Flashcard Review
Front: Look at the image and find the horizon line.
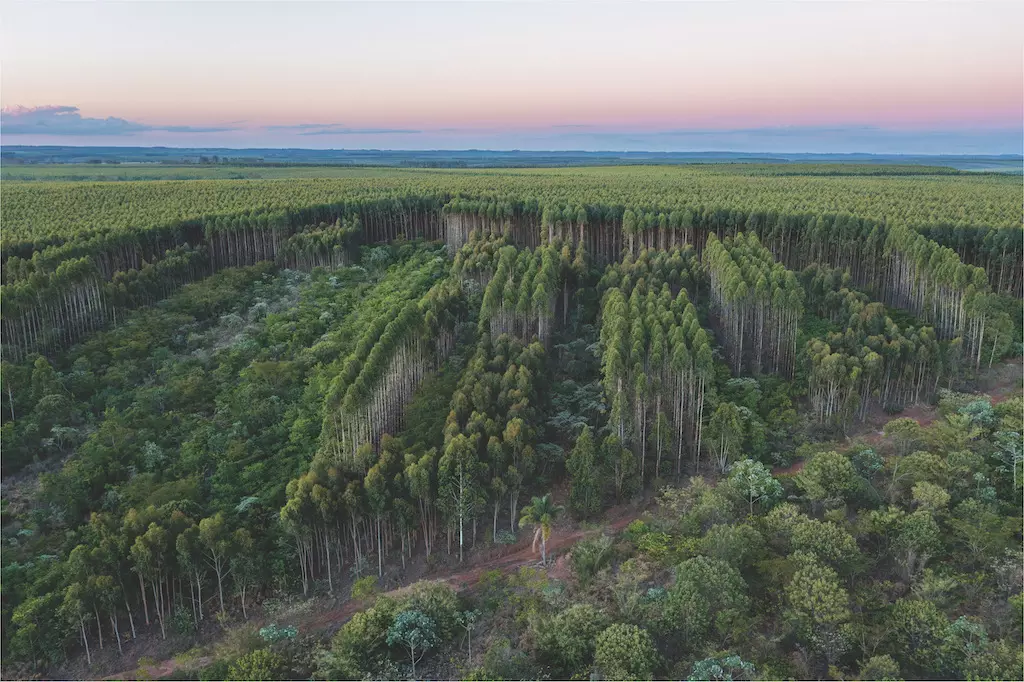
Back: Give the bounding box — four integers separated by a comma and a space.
3, 144, 1022, 159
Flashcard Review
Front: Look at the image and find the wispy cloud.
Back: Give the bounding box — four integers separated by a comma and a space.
1, 105, 240, 135
264, 122, 420, 135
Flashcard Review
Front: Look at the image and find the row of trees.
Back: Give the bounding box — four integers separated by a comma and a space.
6, 179, 1015, 364
439, 333, 550, 561
18, 503, 258, 669
0, 245, 209, 361
276, 218, 360, 272
318, 276, 465, 463
4, 253, 451, 671
704, 232, 803, 378
478, 242, 583, 344
917, 223, 1022, 297
597, 247, 713, 479
802, 263, 959, 427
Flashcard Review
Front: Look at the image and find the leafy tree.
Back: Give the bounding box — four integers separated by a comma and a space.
886, 598, 949, 677
884, 418, 925, 456
594, 623, 658, 681
790, 518, 860, 570
198, 512, 236, 615
707, 402, 744, 473
857, 654, 901, 681
911, 481, 951, 513
665, 556, 749, 641
797, 450, 856, 507
387, 609, 440, 678
727, 459, 783, 514
785, 553, 852, 667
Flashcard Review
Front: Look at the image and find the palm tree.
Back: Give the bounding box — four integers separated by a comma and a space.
518, 493, 563, 564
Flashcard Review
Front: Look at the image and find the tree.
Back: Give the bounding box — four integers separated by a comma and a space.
688, 655, 755, 681
387, 609, 440, 678
884, 418, 925, 456
666, 556, 749, 641
519, 493, 563, 564
887, 598, 949, 677
198, 512, 236, 615
60, 582, 93, 666
439, 433, 484, 563
602, 434, 638, 501
566, 426, 600, 517
727, 459, 783, 514
893, 509, 941, 582
911, 481, 951, 513
785, 556, 851, 630
707, 402, 743, 473
456, 609, 481, 662
535, 603, 609, 678
797, 450, 856, 507
785, 555, 851, 667
857, 654, 901, 681
594, 623, 657, 681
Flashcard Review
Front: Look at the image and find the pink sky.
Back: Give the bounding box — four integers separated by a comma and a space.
1, 2, 1021, 152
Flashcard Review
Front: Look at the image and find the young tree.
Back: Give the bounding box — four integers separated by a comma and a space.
796, 450, 856, 508
387, 609, 440, 678
687, 655, 756, 681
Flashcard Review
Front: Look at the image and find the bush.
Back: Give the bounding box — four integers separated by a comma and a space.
594, 623, 658, 681
481, 637, 534, 680
397, 581, 461, 640
197, 658, 232, 682
171, 604, 196, 635
226, 648, 284, 681
351, 575, 380, 601
570, 535, 615, 586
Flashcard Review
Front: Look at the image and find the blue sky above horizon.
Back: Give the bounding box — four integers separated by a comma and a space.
2, 2, 1022, 154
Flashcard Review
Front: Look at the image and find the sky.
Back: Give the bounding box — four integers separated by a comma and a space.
1, 1, 1022, 154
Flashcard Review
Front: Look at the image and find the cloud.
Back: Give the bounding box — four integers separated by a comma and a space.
1, 105, 240, 135
264, 122, 420, 135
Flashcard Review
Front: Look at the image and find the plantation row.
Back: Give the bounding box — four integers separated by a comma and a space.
3, 168, 1020, 283
3, 184, 1020, 366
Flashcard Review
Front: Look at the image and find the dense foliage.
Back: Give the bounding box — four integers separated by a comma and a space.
1, 167, 1021, 680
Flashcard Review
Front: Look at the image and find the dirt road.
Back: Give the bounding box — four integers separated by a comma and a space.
110, 503, 644, 680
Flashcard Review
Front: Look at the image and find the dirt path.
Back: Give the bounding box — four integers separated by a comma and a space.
110, 504, 644, 680
301, 504, 641, 633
